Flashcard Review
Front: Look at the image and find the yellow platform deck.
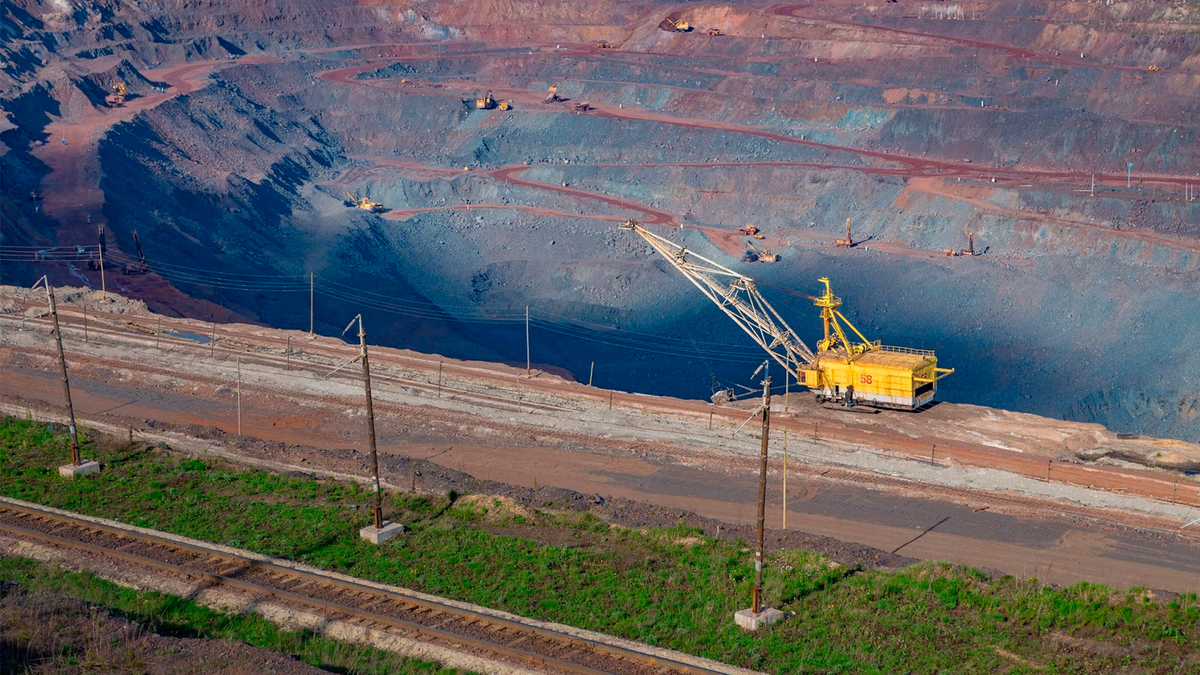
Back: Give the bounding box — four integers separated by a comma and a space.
801, 346, 940, 410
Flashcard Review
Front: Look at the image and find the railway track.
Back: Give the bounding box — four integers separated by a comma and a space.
0, 499, 734, 675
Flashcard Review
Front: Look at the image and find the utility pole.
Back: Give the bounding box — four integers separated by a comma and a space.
98, 243, 106, 295
236, 356, 242, 436
35, 277, 98, 477
753, 374, 770, 614
734, 362, 782, 624
1127, 162, 1133, 188
589, 361, 594, 387
344, 314, 403, 544
782, 430, 788, 530
1090, 173, 1095, 197
525, 305, 531, 377
309, 272, 314, 337
735, 368, 782, 629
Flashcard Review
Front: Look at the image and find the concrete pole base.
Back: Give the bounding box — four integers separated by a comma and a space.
359, 522, 404, 544
734, 607, 785, 631
58, 460, 101, 478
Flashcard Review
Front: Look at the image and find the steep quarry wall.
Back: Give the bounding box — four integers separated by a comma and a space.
2, 0, 1197, 440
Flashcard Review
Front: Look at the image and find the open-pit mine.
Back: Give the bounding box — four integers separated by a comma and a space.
2, 0, 1199, 671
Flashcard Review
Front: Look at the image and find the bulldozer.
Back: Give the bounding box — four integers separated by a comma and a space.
105, 81, 127, 107
498, 99, 513, 111
1148, 65, 1160, 72
122, 229, 149, 275
707, 27, 722, 36
345, 191, 384, 213
596, 40, 612, 49
739, 224, 759, 236
475, 91, 496, 110
544, 84, 561, 104
835, 218, 854, 247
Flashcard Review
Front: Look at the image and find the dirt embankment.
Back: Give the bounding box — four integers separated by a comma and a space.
4, 284, 1200, 592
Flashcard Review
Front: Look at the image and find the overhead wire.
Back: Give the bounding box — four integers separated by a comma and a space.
0, 242, 777, 365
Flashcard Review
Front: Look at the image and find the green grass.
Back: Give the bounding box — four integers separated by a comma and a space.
0, 556, 465, 674
2, 416, 1198, 673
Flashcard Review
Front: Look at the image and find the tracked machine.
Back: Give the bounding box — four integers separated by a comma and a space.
105, 81, 127, 107
621, 220, 953, 409
345, 191, 384, 213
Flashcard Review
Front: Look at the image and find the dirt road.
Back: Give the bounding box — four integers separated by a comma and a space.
3, 290, 1198, 592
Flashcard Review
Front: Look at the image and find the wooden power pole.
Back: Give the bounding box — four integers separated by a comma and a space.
34, 277, 98, 477
735, 364, 782, 630
342, 314, 403, 544
752, 374, 770, 615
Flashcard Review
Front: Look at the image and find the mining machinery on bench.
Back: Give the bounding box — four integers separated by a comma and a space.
621, 219, 953, 409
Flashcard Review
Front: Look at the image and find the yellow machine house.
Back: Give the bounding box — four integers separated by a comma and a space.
621, 220, 953, 410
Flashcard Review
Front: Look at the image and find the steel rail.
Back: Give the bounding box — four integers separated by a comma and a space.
0, 501, 726, 675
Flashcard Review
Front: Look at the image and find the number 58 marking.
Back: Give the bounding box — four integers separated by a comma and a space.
859, 374, 873, 385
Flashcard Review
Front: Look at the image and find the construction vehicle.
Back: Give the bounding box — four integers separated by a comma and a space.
596, 40, 612, 49
621, 220, 953, 410
345, 191, 384, 213
122, 229, 149, 275
1148, 65, 1159, 72
663, 17, 691, 32
739, 224, 759, 236
105, 81, 127, 107
742, 241, 778, 263
944, 231, 980, 257
544, 85, 561, 104
573, 101, 592, 112
475, 91, 496, 110
835, 218, 854, 247
498, 99, 513, 111
707, 28, 722, 36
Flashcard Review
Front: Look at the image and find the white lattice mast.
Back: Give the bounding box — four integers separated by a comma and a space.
620, 220, 815, 378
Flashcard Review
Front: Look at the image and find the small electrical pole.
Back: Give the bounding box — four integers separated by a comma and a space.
339, 314, 404, 545
210, 320, 216, 358
735, 362, 783, 630
525, 305, 531, 377
34, 277, 99, 477
82, 305, 88, 343
156, 317, 161, 350
782, 430, 788, 530
286, 336, 291, 371
236, 356, 242, 436
437, 361, 443, 398
588, 361, 594, 387
1090, 173, 1095, 197
96, 243, 107, 296
309, 272, 314, 337
1127, 162, 1133, 188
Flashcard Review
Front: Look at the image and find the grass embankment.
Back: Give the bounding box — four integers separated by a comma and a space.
0, 556, 463, 674
1, 417, 1197, 673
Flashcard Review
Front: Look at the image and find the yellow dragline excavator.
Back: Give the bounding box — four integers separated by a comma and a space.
621, 220, 953, 410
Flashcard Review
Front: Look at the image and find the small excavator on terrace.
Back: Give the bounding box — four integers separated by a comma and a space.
105, 81, 127, 107
345, 191, 384, 213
